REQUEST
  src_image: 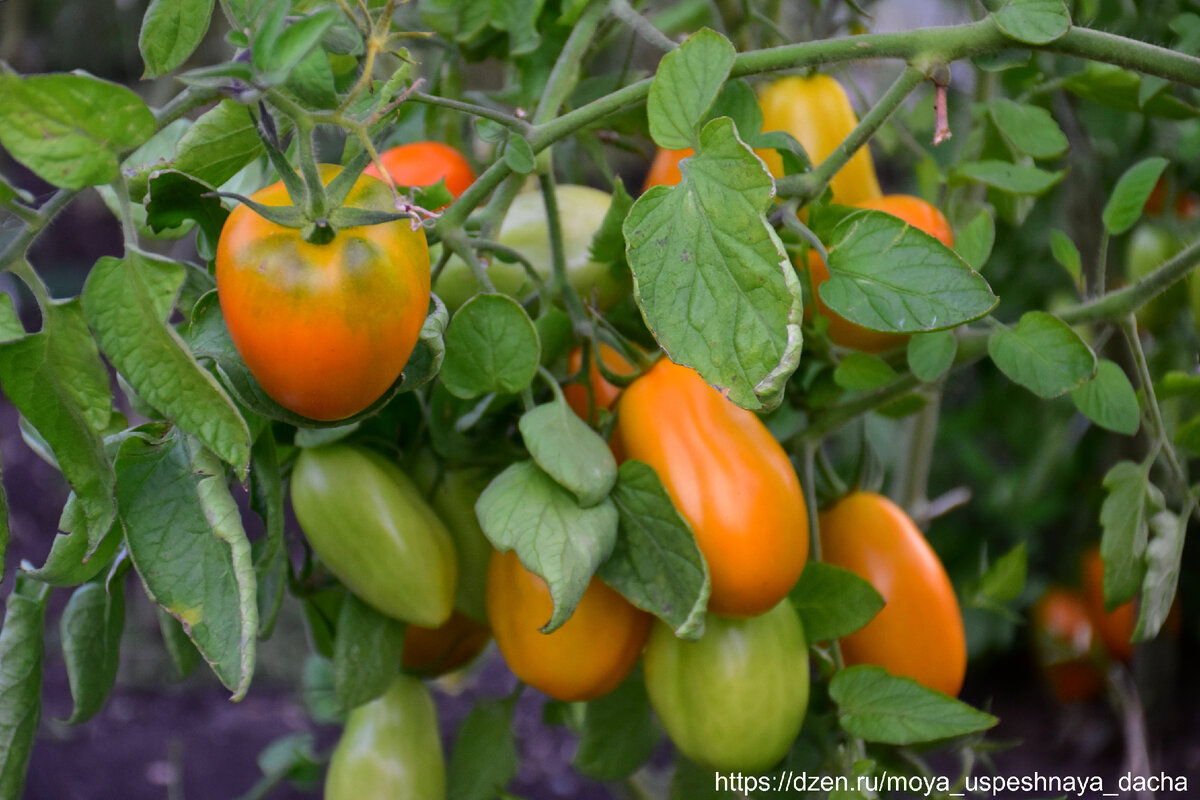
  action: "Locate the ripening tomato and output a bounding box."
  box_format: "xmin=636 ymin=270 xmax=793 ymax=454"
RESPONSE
xmin=819 ymin=492 xmax=966 ymax=696
xmin=402 ymin=610 xmax=492 ymax=677
xmin=1032 ymin=587 xmax=1104 ymax=704
xmin=364 ymin=141 xmax=475 ymax=201
xmin=805 ymin=194 xmax=955 ymax=353
xmin=643 ymin=147 xmax=692 ymax=192
xmin=643 ymin=601 xmax=810 ymax=772
xmin=326 ymin=675 xmax=446 ymax=800
xmin=486 ymin=549 xmax=651 ymax=702
xmin=1080 ymin=547 xmax=1136 ymax=663
xmin=563 ymin=343 xmax=637 ymax=422
xmin=614 ymin=359 xmax=808 ymax=617
xmin=215 ymin=165 xmax=430 ymax=421
xmin=291 ymin=444 xmax=457 ymax=628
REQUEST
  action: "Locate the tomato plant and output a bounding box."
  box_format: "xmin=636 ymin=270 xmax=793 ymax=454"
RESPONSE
xmin=364 ymin=141 xmax=476 ymax=202
xmin=563 ymin=342 xmax=636 ymax=422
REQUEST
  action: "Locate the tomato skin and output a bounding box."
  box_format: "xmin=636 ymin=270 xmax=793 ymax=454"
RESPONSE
xmin=291 ymin=444 xmax=457 ymax=628
xmin=818 ymin=492 xmax=966 ymax=696
xmin=1032 ymin=587 xmax=1104 ymax=704
xmin=563 ymin=343 xmax=636 ymax=422
xmin=364 ymin=141 xmax=475 ymax=202
xmin=325 ymin=675 xmax=446 ymax=800
xmin=756 ymin=75 xmax=883 ymax=205
xmin=434 ymin=185 xmax=629 ymax=311
xmin=402 ymin=610 xmax=492 ymax=677
xmin=643 ymin=148 xmax=693 ymax=192
xmin=486 ymin=549 xmax=651 ymax=702
xmin=643 ymin=601 xmax=809 ymax=772
xmin=614 ymin=359 xmax=808 ymax=617
xmin=805 ymin=195 xmax=954 ymax=353
xmin=215 ymin=166 xmax=430 ymax=421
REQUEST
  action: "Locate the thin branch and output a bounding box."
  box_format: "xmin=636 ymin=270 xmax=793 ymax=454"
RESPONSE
xmin=609 ymin=0 xmax=677 ymax=53
xmin=1060 ymin=234 xmax=1200 ymax=324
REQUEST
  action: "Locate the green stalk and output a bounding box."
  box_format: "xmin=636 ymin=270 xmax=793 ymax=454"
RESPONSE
xmin=1060 ymin=234 xmax=1200 ymax=324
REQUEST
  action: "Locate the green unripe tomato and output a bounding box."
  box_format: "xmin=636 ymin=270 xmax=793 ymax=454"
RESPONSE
xmin=1126 ymin=224 xmax=1187 ymax=332
xmin=325 ymin=675 xmax=446 ymax=800
xmin=434 ymin=185 xmax=630 ymax=311
xmin=291 ymin=444 xmax=457 ymax=628
xmin=643 ymin=601 xmax=810 ymax=772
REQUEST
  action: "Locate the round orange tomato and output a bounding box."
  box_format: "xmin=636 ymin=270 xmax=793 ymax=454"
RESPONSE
xmin=215 ymin=166 xmax=430 ymax=421
xmin=1080 ymin=547 xmax=1136 ymax=663
xmin=486 ymin=549 xmax=651 ymax=701
xmin=1032 ymin=587 xmax=1104 ymax=704
xmin=402 ymin=610 xmax=492 ymax=677
xmin=563 ymin=343 xmax=636 ymax=422
xmin=364 ymin=141 xmax=475 ymax=202
xmin=643 ymin=148 xmax=692 ymax=192
xmin=614 ymin=359 xmax=808 ymax=617
xmin=818 ymin=491 xmax=966 ymax=696
xmin=805 ymin=195 xmax=954 ymax=353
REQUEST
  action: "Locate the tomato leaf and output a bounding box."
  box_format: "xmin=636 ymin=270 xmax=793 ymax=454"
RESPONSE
xmin=476 ymin=461 xmax=617 ymax=633
xmin=1049 ymin=229 xmax=1083 ymax=289
xmin=21 ymin=495 xmax=121 ymax=587
xmin=987 ymin=311 xmax=1096 ymax=398
xmin=83 ymin=251 xmax=252 ymax=475
xmin=906 ymin=331 xmax=957 ymax=383
xmin=1063 ymin=63 xmax=1200 ymax=120
xmin=1134 ymin=508 xmax=1186 ymax=641
xmin=145 ymin=170 xmax=229 ymax=244
xmin=173 ymin=100 xmax=266 ymax=190
xmin=257 ymin=9 xmax=337 ymax=86
xmin=332 ymin=594 xmax=405 ymax=713
xmin=441 ymin=294 xmax=541 ymax=399
xmin=830 ymin=665 xmax=997 ymax=744
xmin=599 ymin=461 xmax=711 ymax=640
xmin=117 ymin=431 xmax=258 ymax=700
xmin=647 ymin=28 xmax=735 ymax=150
xmin=503 ymin=133 xmax=536 ymax=174
xmin=139 ymin=0 xmax=216 ymax=78
xmin=1070 ymin=358 xmax=1140 ymax=435
xmin=59 ymin=579 xmax=125 ymax=725
xmin=624 ymin=116 xmax=803 ymax=411
xmin=822 ymin=210 xmax=998 ymax=333
xmin=987 ymin=98 xmax=1069 ymax=159
xmin=1099 ymin=460 xmax=1161 ymax=608
xmin=157 ymin=608 xmax=200 ymax=679
xmin=1102 ymin=157 xmax=1169 ymax=236
xmin=0 ymin=576 xmax=50 ymax=800
xmin=589 ymin=178 xmax=635 ymax=266
xmin=833 ymin=353 xmax=897 ymax=392
xmin=993 ymin=0 xmax=1071 ymax=45
xmin=954 ymin=209 xmax=996 ymax=271
xmin=788 ymin=562 xmax=884 ymax=642
xmin=574 ymin=676 xmax=660 ymax=781
xmin=0 ymin=73 xmax=155 ymax=189
xmin=446 ymin=700 xmax=518 ymax=800
xmin=519 ymin=402 xmax=617 ymax=507
xmin=952 ymin=160 xmax=1066 ymax=195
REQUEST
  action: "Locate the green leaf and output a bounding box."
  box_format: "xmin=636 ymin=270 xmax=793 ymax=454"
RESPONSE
xmin=1071 ymin=359 xmax=1140 ymax=435
xmin=122 ymin=118 xmax=191 ymax=203
xmin=1158 ymin=370 xmax=1200 ymax=399
xmin=589 ymin=178 xmax=635 ymax=266
xmin=173 ymin=100 xmax=266 ymax=190
xmin=519 ymin=402 xmax=617 ymax=507
xmin=789 ymin=562 xmax=884 ymax=643
xmin=647 ymin=28 xmax=736 ymax=149
xmin=834 ymin=353 xmax=897 ymax=392
xmin=823 ymin=210 xmax=998 ymax=333
xmin=446 ymin=700 xmax=518 ymax=800
xmin=22 ymin=496 xmax=121 ymax=587
xmin=988 ymin=98 xmax=1068 ymax=159
xmin=117 ymin=432 xmax=257 ymax=699
xmin=1064 ymin=63 xmax=1199 ymax=120
xmin=1102 ymin=157 xmax=1169 ymax=236
xmin=704 ymin=79 xmax=763 ymax=137
xmin=475 ymin=461 xmax=618 ymax=633
xmin=503 ymin=133 xmax=536 ymax=174
xmin=145 ymin=170 xmax=229 ymax=244
xmin=830 ymin=665 xmax=997 ymax=745
xmin=672 ymin=757 xmax=737 ymax=799
xmin=259 ymin=9 xmax=337 ymax=85
xmin=1049 ymin=229 xmax=1082 ymax=288
xmin=441 ymin=294 xmax=540 ymax=399
xmin=139 ymin=0 xmax=216 ymax=77
xmin=624 ymin=116 xmax=802 ymax=411
xmin=491 ymin=0 xmax=548 ymax=55
xmin=598 ymin=461 xmax=710 ymax=639
xmin=332 ymin=594 xmax=404 ymax=712
xmin=83 ymin=252 xmax=251 ymax=474
xmin=0 ymin=73 xmax=155 ymax=189
xmin=397 ymin=296 xmax=449 ymax=393
xmin=1134 ymin=509 xmax=1185 ymax=640
xmin=60 ymin=579 xmax=125 ymax=724
xmin=286 ymin=47 xmax=338 ymax=109
xmin=1099 ymin=460 xmax=1160 ymax=608
xmin=954 ymin=161 xmax=1066 ymax=195
xmin=0 ymin=296 xmax=22 ymax=343
xmin=971 ymin=542 xmax=1028 ymax=607
xmin=906 ymin=331 xmax=957 ymax=383
xmin=987 ymin=311 xmax=1096 ymax=398
xmin=158 ymin=607 xmax=200 ymax=678
xmin=993 ymin=0 xmax=1071 ymax=45
xmin=574 ymin=677 xmax=660 ymax=781
xmin=0 ymin=576 xmax=50 ymax=800
xmin=955 ymin=209 xmax=996 ymax=271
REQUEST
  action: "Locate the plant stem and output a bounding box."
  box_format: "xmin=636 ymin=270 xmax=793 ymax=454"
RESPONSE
xmin=609 ymin=0 xmax=677 ymax=52
xmin=1119 ymin=316 xmax=1189 ymax=496
xmin=0 ymin=189 xmax=75 ymax=277
xmin=1060 ymin=234 xmax=1200 ymax=324
xmin=153 ymin=86 xmax=219 ymax=128
xmin=538 ymin=172 xmax=590 ymax=328
xmin=533 ymin=1 xmax=609 ymax=127
xmin=411 ymin=92 xmax=532 ymax=133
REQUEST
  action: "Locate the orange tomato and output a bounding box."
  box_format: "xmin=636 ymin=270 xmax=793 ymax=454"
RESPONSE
xmin=1080 ymin=547 xmax=1135 ymax=663
xmin=614 ymin=359 xmax=808 ymax=617
xmin=563 ymin=343 xmax=636 ymax=422
xmin=215 ymin=166 xmax=430 ymax=420
xmin=486 ymin=550 xmax=651 ymax=701
xmin=805 ymin=194 xmax=954 ymax=353
xmin=1032 ymin=587 xmax=1104 ymax=704
xmin=643 ymin=148 xmax=693 ymax=192
xmin=364 ymin=141 xmax=476 ymax=202
xmin=401 ymin=610 xmax=492 ymax=677
xmin=819 ymin=492 xmax=966 ymax=696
